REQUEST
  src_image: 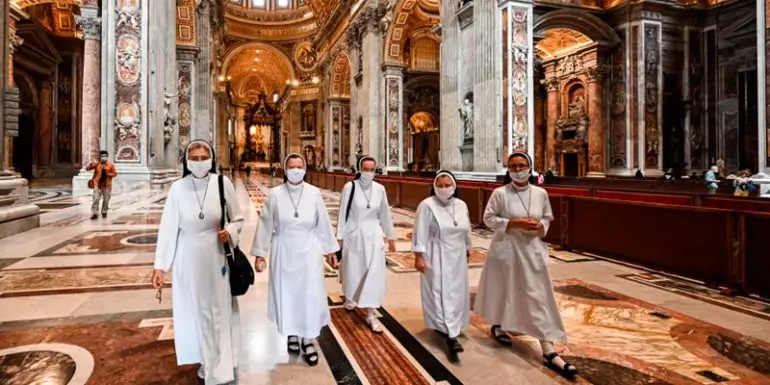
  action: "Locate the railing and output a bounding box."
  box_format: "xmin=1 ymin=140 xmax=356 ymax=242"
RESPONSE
xmin=307 ymin=170 xmax=770 ymax=299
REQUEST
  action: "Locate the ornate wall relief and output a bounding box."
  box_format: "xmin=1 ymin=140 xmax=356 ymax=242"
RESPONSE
xmin=609 ymin=28 xmax=627 ymax=168
xmin=630 ymin=25 xmax=639 ymax=169
xmin=501 ymin=7 xmax=509 ymax=161
xmin=113 ymin=0 xmax=142 ymax=162
xmin=510 ymin=8 xmax=530 ymax=154
xmin=688 ymin=28 xmax=704 ymax=170
xmin=331 ymin=104 xmax=342 ymax=167
xmin=177 ymin=61 xmax=192 ymax=162
xmin=386 ymin=77 xmax=401 ymax=167
xmin=643 ymin=23 xmax=660 ymax=169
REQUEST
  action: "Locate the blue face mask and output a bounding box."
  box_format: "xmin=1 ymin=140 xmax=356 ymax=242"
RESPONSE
xmin=287 ymin=168 xmax=305 ymax=184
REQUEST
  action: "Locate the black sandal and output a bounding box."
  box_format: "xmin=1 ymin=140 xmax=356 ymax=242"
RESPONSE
xmin=491 ymin=325 xmax=512 ymax=346
xmin=301 ymin=341 xmax=319 ymax=366
xmin=287 ymin=335 xmax=300 ymax=355
xmin=543 ymin=352 xmax=578 ymax=378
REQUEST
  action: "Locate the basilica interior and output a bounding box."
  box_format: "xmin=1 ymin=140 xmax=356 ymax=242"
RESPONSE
xmin=1 ymin=0 xmax=770 ymax=384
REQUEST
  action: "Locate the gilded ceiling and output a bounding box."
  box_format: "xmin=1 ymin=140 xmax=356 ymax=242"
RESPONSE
xmin=11 ymin=0 xmax=81 ymax=8
xmin=223 ymin=44 xmax=295 ymax=102
xmin=535 ymin=28 xmax=592 ymax=60
xmin=384 ymin=0 xmax=440 ymax=65
xmin=225 ymin=1 xmax=318 ymax=41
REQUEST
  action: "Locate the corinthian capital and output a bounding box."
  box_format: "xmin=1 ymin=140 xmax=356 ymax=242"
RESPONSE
xmin=586 ymin=65 xmax=607 ymax=83
xmin=76 ymin=16 xmax=102 ymax=40
xmin=8 ymin=30 xmax=23 ymax=55
xmin=543 ymin=77 xmax=559 ymax=92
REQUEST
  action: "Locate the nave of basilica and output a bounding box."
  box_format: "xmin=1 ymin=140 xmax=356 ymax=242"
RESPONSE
xmin=1 ymin=0 xmax=770 ymax=384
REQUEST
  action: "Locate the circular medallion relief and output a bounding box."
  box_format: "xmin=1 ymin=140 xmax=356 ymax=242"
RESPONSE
xmin=294 ymin=42 xmax=318 ymax=72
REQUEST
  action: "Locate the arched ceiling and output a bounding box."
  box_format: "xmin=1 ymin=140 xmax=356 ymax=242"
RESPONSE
xmin=11 ymin=0 xmax=82 ymax=8
xmin=535 ymin=28 xmax=593 ymax=60
xmin=223 ymin=43 xmax=295 ymax=103
xmin=225 ymin=1 xmax=318 ymax=41
xmin=384 ymin=0 xmax=440 ymax=65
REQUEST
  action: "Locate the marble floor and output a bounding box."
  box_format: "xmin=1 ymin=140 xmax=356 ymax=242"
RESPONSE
xmin=1 ymin=175 xmax=769 ymax=385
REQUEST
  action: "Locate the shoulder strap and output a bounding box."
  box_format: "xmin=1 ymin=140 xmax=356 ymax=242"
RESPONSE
xmin=218 ymin=174 xmax=226 ymax=230
xmin=345 ymin=181 xmax=355 ymax=221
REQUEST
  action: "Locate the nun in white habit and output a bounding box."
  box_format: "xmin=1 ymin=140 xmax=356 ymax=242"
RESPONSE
xmin=335 ymin=156 xmax=396 ymax=332
xmin=412 ymin=170 xmax=471 ymax=364
xmin=251 ymin=153 xmax=339 ymax=366
xmin=152 ymin=140 xmax=244 ymax=385
xmin=473 ymin=151 xmax=577 ymax=378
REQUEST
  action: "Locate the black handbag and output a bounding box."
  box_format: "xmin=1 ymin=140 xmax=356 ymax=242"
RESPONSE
xmin=218 ymin=174 xmax=254 ymax=296
xmin=335 ymin=181 xmax=355 ymax=262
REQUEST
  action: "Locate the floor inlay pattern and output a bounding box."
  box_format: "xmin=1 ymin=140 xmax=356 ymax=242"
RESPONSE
xmin=0 ymin=266 xmax=157 ymax=297
xmin=618 ymin=272 xmax=770 ymax=321
xmin=34 ymin=230 xmax=158 ymax=256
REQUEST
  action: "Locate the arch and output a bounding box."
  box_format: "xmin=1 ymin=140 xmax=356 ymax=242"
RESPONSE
xmin=329 ymin=51 xmax=350 ymax=98
xmin=533 ymin=9 xmax=621 ymax=47
xmin=409 ymin=111 xmax=438 ymax=134
xmin=14 ymin=70 xmax=39 ymax=109
xmin=11 ymin=0 xmax=82 ymax=8
xmin=221 ymin=42 xmax=296 ymax=102
xmin=383 ymin=0 xmax=440 ymax=65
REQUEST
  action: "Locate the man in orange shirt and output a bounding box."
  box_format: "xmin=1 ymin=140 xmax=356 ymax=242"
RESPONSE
xmin=86 ymin=150 xmax=118 ymax=220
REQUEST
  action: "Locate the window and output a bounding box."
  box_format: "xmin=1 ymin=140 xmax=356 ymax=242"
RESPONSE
xmin=276 ymin=0 xmax=290 ymax=8
xmin=251 ymin=0 xmax=266 ymax=7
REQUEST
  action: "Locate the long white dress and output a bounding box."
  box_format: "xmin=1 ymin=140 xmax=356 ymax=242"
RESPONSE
xmin=336 ymin=180 xmax=395 ymax=308
xmin=412 ymin=196 xmax=471 ymax=339
xmin=251 ymin=182 xmax=339 ymax=339
xmin=473 ymin=184 xmax=567 ymax=342
xmin=154 ymin=174 xmax=244 ymax=385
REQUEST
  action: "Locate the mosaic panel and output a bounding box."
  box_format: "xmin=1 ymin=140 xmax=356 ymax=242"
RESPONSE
xmin=643 ymin=23 xmax=661 ymax=169
xmin=114 ymin=0 xmax=143 ymax=162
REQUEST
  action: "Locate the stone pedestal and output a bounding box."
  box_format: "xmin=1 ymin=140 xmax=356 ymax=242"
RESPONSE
xmin=459 ymin=142 xmax=474 ymax=171
xmin=0 ymin=172 xmax=40 ymax=239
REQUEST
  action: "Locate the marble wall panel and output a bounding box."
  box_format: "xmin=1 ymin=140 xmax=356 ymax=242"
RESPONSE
xmin=511 ymin=8 xmax=530 ymax=155
xmin=643 ymin=23 xmax=661 ymax=170
xmin=113 ymin=0 xmax=142 ymax=163
xmin=176 ymin=61 xmax=192 ymax=163
xmin=688 ymin=28 xmax=704 ymax=171
xmin=610 ymin=28 xmax=627 ymax=169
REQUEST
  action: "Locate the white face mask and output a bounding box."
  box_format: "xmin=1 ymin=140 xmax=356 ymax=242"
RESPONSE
xmin=359 ymin=171 xmax=375 ymax=184
xmin=435 ymin=186 xmax=455 ymax=199
xmin=188 ymin=159 xmax=212 ymax=178
xmin=509 ymin=170 xmax=530 ymax=184
xmin=286 ymin=168 xmax=305 ymax=184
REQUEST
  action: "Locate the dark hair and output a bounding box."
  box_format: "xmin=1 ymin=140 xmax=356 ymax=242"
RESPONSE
xmin=100 ymin=150 xmax=108 ymax=156
xmin=502 ymin=152 xmax=535 ymax=185
xmin=354 ymin=156 xmax=376 ymax=181
xmin=182 ymin=141 xmax=218 ymax=177
xmin=430 ymin=170 xmax=459 ymax=198
xmin=282 ymin=154 xmax=308 ymax=183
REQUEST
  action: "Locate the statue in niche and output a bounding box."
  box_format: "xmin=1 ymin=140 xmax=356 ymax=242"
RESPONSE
xmin=568 ymin=95 xmax=585 ymax=118
xmin=458 ymin=97 xmax=474 ymax=140
xmin=303 ymin=103 xmax=316 ymax=132
xmin=163 ymin=93 xmax=177 ymax=144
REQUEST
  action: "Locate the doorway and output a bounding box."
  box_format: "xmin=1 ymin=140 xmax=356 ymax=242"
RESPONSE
xmin=563 ymin=153 xmax=578 ymax=177
xmin=662 ymin=72 xmax=685 ymax=172
xmin=13 ymin=113 xmax=35 ymax=179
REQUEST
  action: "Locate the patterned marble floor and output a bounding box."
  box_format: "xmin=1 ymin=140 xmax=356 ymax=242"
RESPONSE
xmin=0 ymin=175 xmax=769 ymax=385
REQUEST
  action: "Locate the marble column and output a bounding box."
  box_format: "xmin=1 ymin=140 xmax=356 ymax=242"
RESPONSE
xmin=498 ymin=0 xmax=535 ymax=169
xmin=383 ymin=64 xmax=405 ymax=172
xmin=72 ymin=11 xmax=101 ymax=191
xmin=4 ymin=16 xmax=22 ymax=171
xmin=194 ymin=2 xmax=212 ymax=142
xmin=473 ymin=0 xmax=500 ymax=172
xmin=37 ymin=81 xmax=53 ymax=171
xmin=347 ymin=25 xmax=361 ymax=167
xmin=440 ymin=0 xmax=461 ymax=170
xmin=586 ymin=66 xmax=606 ymax=177
xmin=641 ymin=21 xmax=663 ymax=176
xmin=358 ymin=6 xmax=384 ymax=166
xmin=544 ymin=76 xmax=559 ymax=171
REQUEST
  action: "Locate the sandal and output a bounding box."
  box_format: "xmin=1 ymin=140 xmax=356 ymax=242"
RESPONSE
xmin=301 ymin=341 xmax=319 ymax=366
xmin=366 ymin=315 xmax=384 ymax=333
xmin=287 ymin=335 xmax=300 ymax=355
xmin=491 ymin=325 xmax=512 ymax=346
xmin=543 ymin=352 xmax=578 ymax=378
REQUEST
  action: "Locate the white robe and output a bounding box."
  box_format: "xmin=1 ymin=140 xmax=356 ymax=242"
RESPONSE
xmin=473 ymin=184 xmax=567 ymax=342
xmin=336 ymin=180 xmax=396 ymax=308
xmin=251 ymin=182 xmax=339 ymax=339
xmin=154 ymin=174 xmax=244 ymax=385
xmin=413 ymin=196 xmax=471 ymax=338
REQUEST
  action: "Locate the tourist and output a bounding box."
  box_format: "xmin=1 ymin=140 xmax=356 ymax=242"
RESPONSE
xmin=473 ymin=151 xmax=578 ymax=378
xmin=86 ymin=150 xmax=117 ymax=220
xmin=412 ymin=170 xmax=471 ymax=363
xmin=335 ymin=156 xmax=396 ymax=332
xmin=705 ymin=165 xmax=719 ymax=192
xmin=251 ymin=153 xmax=339 ymax=366
xmin=151 ymin=140 xmax=245 ymax=384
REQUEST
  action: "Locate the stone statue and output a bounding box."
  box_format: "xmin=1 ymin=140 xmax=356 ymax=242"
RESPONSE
xmin=568 ymin=95 xmax=585 ymax=118
xmin=458 ymin=99 xmax=474 ymax=140
xmin=163 ymin=93 xmax=177 ymax=144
